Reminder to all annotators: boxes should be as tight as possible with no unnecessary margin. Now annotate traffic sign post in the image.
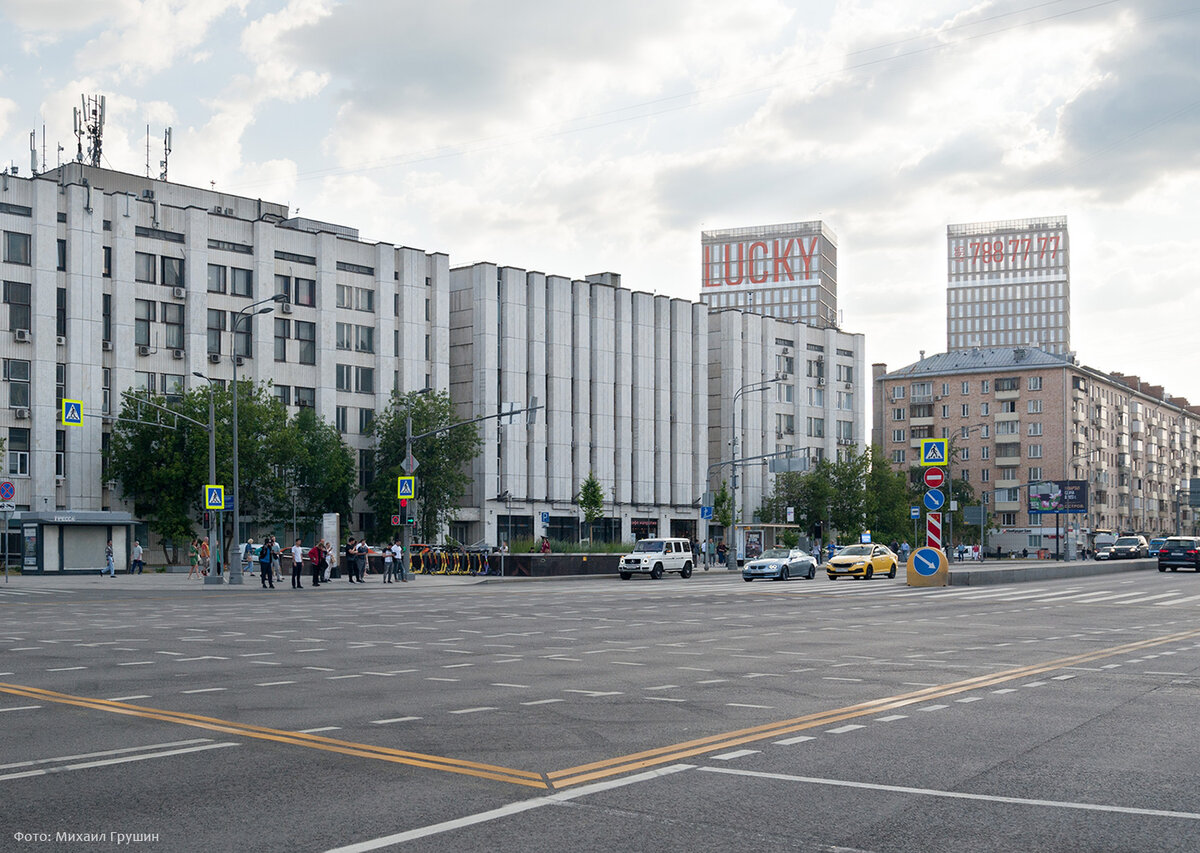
[204,485,226,510]
[920,439,948,467]
[61,399,83,426]
[907,546,948,587]
[926,511,942,549]
[923,488,945,512]
[923,467,945,489]
[0,480,12,584]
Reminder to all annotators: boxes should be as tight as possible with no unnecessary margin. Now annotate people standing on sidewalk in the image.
[187,538,201,579]
[391,539,405,582]
[291,538,305,589]
[242,538,255,576]
[345,538,358,583]
[323,539,335,582]
[259,537,275,589]
[199,538,210,576]
[308,539,325,587]
[356,537,369,581]
[271,537,283,583]
[383,541,394,583]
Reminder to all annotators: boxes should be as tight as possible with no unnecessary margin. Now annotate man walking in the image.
[102,539,116,577]
[130,540,144,574]
[291,538,305,589]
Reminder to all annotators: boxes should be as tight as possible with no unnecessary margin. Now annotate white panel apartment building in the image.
[946,216,1070,355]
[1,164,866,549]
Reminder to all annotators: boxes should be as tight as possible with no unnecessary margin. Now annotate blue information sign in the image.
[541,511,550,524]
[700,506,713,520]
[912,547,941,577]
[923,488,945,511]
[909,506,919,519]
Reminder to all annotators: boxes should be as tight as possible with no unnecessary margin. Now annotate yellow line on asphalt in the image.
[547,626,1200,788]
[0,683,546,789]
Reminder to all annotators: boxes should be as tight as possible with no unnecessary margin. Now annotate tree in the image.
[578,472,605,543]
[829,449,870,539]
[277,406,355,538]
[366,390,482,543]
[714,480,734,530]
[863,445,915,545]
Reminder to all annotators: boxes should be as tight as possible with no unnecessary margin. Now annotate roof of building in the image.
[881,346,1069,379]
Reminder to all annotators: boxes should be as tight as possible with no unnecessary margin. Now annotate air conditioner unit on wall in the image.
[15,408,29,419]
[172,287,186,299]
[208,353,221,364]
[137,345,151,356]
[56,336,66,346]
[235,356,244,366]
[172,349,184,360]
[817,377,825,386]
[101,340,113,351]
[280,302,293,314]
[13,329,31,343]
[845,383,853,390]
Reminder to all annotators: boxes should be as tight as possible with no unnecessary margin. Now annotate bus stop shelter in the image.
[15,511,136,574]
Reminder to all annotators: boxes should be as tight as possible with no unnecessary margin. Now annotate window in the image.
[275,274,291,299]
[1000,401,1017,413]
[1027,422,1043,436]
[231,268,253,298]
[295,386,315,408]
[806,359,824,379]
[359,408,374,433]
[807,417,824,438]
[207,309,226,354]
[335,406,348,433]
[294,278,316,307]
[891,385,905,400]
[4,281,31,331]
[996,420,1019,435]
[837,391,853,410]
[980,402,989,416]
[135,299,156,347]
[207,264,227,294]
[996,377,1019,392]
[4,358,31,408]
[3,232,31,265]
[1000,513,1017,526]
[1028,399,1042,414]
[810,387,824,407]
[56,287,66,337]
[777,354,795,375]
[358,448,374,488]
[102,367,110,415]
[162,373,184,403]
[911,382,932,398]
[295,321,316,364]
[56,429,65,479]
[960,469,969,481]
[941,405,949,418]
[981,380,990,394]
[336,364,352,392]
[961,404,969,417]
[274,385,291,406]
[336,322,353,350]
[355,287,375,312]
[891,449,906,464]
[7,427,30,476]
[135,252,156,283]
[103,246,112,278]
[961,382,970,394]
[836,364,853,383]
[1028,444,1043,458]
[355,366,375,394]
[57,239,66,272]
[777,383,794,403]
[274,318,289,362]
[355,325,374,354]
[134,370,156,394]
[941,383,949,396]
[233,312,252,358]
[161,257,184,288]
[981,446,990,460]
[162,302,184,349]
[892,429,906,443]
[892,407,905,421]
[776,413,795,435]
[336,284,352,309]
[1028,376,1043,391]
[981,469,990,482]
[836,420,853,441]
[1029,467,1043,481]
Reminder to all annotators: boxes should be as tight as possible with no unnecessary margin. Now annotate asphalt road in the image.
[2,566,1198,852]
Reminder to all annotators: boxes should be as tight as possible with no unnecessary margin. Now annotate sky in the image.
[1,0,1198,406]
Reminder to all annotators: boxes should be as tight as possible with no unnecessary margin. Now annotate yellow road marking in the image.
[0,683,545,789]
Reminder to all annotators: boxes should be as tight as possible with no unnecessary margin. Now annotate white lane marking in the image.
[0,742,239,782]
[106,695,151,701]
[992,689,1017,694]
[371,716,422,724]
[1024,681,1047,688]
[0,705,41,713]
[712,749,760,760]
[1117,593,1186,605]
[449,707,497,715]
[0,739,213,771]
[726,703,773,709]
[47,666,87,672]
[297,727,342,733]
[181,688,226,694]
[520,699,565,706]
[1157,593,1200,606]
[826,724,865,734]
[1051,675,1076,681]
[492,683,531,689]
[611,661,645,666]
[695,679,728,684]
[699,766,1200,820]
[773,735,815,745]
[563,690,623,697]
[918,704,948,711]
[328,674,363,680]
[646,697,687,703]
[256,681,296,687]
[323,764,696,853]
[116,661,154,666]
[955,697,983,703]
[875,714,908,722]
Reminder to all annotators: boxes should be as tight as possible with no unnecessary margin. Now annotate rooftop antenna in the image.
[29,131,36,176]
[76,94,105,167]
[145,125,151,177]
[159,127,172,181]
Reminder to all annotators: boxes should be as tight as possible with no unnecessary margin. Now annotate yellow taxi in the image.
[824,543,898,580]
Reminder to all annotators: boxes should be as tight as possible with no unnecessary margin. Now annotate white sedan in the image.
[742,547,818,582]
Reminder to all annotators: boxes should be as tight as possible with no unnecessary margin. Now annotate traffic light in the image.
[203,511,211,529]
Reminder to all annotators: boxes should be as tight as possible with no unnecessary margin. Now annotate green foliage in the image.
[863,445,917,545]
[578,472,606,542]
[714,480,734,529]
[366,390,482,542]
[277,406,356,536]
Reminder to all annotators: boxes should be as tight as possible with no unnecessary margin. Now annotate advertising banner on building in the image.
[1028,480,1088,514]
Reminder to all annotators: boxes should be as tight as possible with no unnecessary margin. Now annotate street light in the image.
[730,375,784,567]
[192,371,222,585]
[230,293,287,584]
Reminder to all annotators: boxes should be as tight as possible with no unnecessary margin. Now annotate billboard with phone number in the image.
[1028,480,1088,514]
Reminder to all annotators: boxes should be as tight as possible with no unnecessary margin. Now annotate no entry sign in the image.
[923,467,945,489]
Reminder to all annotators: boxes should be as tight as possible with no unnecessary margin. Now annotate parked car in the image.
[1094,545,1113,561]
[824,543,898,580]
[1110,535,1149,559]
[742,547,817,582]
[618,538,694,580]
[1157,537,1200,572]
[1148,538,1167,556]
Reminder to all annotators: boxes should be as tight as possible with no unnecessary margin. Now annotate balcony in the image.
[994,500,1021,512]
[910,416,934,427]
[994,410,1020,422]
[995,388,1020,401]
[995,477,1021,489]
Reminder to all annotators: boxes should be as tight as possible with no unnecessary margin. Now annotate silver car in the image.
[742,547,817,582]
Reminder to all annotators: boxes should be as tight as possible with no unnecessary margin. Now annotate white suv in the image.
[619,538,694,580]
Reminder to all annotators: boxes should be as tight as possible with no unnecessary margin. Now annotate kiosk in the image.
[15,511,136,574]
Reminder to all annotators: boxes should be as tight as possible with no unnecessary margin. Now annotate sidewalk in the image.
[0,570,484,591]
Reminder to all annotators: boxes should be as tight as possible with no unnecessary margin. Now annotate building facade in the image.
[873,347,1200,554]
[700,221,838,326]
[946,216,1070,355]
[1,165,867,554]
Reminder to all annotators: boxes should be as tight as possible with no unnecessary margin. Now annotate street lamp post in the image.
[192,372,223,585]
[230,294,286,584]
[730,375,783,567]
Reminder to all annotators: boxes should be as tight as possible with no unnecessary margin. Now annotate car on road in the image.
[1157,537,1200,572]
[1094,545,1113,560]
[619,538,694,580]
[1148,537,1167,556]
[1110,535,1149,559]
[742,547,817,582]
[824,543,898,580]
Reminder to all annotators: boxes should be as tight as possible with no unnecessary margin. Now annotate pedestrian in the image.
[242,538,255,576]
[345,538,357,583]
[187,538,201,579]
[199,537,210,576]
[308,539,324,587]
[130,540,144,574]
[383,540,394,583]
[259,536,275,589]
[355,537,369,581]
[291,538,305,589]
[717,540,727,566]
[102,539,116,577]
[1022,547,1029,559]
[271,536,283,582]
[540,536,551,554]
[392,539,405,582]
[899,541,911,564]
[323,539,335,582]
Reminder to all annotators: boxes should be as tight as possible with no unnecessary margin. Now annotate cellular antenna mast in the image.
[74,94,106,167]
[160,127,172,181]
[29,131,37,176]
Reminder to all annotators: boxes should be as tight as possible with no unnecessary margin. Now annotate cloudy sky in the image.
[2,0,1198,404]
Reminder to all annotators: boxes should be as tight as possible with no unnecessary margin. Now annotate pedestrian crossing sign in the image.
[204,485,226,510]
[920,438,948,467]
[397,476,415,499]
[62,399,83,426]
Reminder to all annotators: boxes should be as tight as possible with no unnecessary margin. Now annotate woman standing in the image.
[187,538,201,579]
